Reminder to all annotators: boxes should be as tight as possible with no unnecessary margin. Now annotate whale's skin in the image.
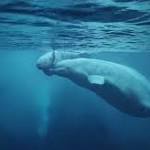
[37,52,150,117]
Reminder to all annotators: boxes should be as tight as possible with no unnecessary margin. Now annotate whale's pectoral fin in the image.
[88,75,105,85]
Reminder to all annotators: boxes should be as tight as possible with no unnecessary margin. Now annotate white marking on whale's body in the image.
[37,51,150,117]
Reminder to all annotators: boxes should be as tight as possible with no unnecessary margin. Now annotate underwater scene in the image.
[0,0,150,150]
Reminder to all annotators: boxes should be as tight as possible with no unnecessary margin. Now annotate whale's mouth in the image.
[43,68,54,76]
[36,62,43,70]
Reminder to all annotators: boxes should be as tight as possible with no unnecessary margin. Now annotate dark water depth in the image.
[0,51,150,150]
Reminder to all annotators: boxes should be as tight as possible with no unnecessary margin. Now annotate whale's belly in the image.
[93,72,150,117]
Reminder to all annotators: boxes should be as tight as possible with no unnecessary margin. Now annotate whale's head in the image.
[36,51,55,70]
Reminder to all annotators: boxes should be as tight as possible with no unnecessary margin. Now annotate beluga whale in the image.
[36,51,150,117]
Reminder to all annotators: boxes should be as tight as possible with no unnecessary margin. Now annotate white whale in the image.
[36,51,150,117]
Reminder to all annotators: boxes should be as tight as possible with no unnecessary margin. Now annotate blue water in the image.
[0,0,150,150]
